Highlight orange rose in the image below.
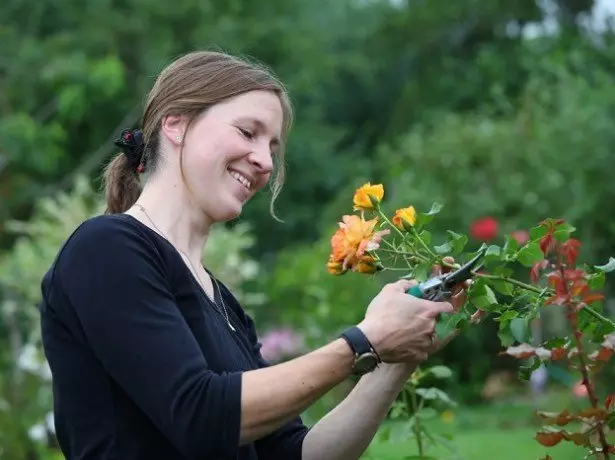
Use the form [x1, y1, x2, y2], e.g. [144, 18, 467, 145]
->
[356, 255, 381, 274]
[326, 257, 345, 275]
[393, 206, 417, 231]
[353, 183, 384, 210]
[328, 214, 389, 273]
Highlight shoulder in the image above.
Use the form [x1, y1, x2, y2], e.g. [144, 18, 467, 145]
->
[54, 214, 171, 277]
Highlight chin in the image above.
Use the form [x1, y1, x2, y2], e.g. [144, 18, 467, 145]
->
[210, 201, 244, 223]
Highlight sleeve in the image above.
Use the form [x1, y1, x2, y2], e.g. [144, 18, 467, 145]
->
[238, 305, 310, 460]
[55, 218, 242, 459]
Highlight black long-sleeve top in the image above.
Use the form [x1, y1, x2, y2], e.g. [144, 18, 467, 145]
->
[39, 214, 309, 459]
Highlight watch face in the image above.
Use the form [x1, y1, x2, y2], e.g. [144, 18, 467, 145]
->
[354, 353, 378, 375]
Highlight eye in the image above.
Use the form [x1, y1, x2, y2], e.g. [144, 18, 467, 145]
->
[237, 127, 254, 140]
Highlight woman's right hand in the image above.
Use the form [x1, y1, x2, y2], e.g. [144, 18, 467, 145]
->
[357, 279, 454, 363]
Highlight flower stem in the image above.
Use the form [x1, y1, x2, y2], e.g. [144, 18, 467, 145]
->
[412, 228, 437, 259]
[404, 386, 425, 458]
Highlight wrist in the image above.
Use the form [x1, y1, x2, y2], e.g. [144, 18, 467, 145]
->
[356, 319, 384, 356]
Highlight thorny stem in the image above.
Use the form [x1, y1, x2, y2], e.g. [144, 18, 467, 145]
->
[559, 263, 611, 459]
[404, 385, 425, 458]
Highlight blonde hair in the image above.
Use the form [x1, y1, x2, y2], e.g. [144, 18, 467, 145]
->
[103, 51, 293, 219]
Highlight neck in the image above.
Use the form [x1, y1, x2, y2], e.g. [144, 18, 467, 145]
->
[127, 175, 213, 264]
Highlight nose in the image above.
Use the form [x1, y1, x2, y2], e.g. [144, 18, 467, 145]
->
[248, 144, 274, 175]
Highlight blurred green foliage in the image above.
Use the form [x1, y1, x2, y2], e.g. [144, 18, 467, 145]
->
[2, 0, 615, 457]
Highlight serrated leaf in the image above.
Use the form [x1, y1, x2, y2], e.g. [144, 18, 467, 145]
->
[469, 282, 499, 310]
[595, 257, 615, 273]
[517, 242, 544, 267]
[489, 278, 514, 296]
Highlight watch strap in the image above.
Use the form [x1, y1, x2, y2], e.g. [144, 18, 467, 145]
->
[339, 326, 380, 362]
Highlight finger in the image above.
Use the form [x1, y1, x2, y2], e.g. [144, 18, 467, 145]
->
[431, 263, 442, 277]
[389, 278, 417, 292]
[424, 301, 454, 316]
[441, 256, 456, 273]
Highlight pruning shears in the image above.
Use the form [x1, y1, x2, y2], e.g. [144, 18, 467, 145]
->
[406, 248, 486, 302]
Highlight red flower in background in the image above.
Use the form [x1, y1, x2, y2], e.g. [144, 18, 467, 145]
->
[470, 217, 498, 241]
[511, 230, 530, 245]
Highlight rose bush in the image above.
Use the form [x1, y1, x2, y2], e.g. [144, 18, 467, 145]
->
[327, 182, 615, 459]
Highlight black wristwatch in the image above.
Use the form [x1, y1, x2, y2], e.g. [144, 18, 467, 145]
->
[339, 326, 381, 376]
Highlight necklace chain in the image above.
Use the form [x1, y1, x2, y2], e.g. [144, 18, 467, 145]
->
[133, 203, 236, 332]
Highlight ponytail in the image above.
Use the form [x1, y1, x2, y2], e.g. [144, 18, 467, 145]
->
[103, 129, 146, 214]
[103, 153, 142, 214]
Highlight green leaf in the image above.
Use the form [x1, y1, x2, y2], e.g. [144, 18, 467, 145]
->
[415, 387, 454, 405]
[415, 202, 443, 229]
[503, 236, 519, 259]
[469, 281, 499, 310]
[435, 311, 467, 339]
[518, 359, 541, 381]
[587, 271, 606, 290]
[510, 317, 531, 343]
[418, 230, 432, 245]
[553, 222, 576, 242]
[446, 230, 468, 254]
[490, 279, 514, 296]
[434, 241, 452, 254]
[415, 407, 438, 420]
[411, 260, 433, 282]
[529, 224, 549, 241]
[483, 245, 502, 267]
[595, 257, 615, 273]
[426, 365, 453, 379]
[517, 242, 543, 267]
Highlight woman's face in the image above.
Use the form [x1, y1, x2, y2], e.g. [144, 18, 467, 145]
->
[163, 90, 284, 223]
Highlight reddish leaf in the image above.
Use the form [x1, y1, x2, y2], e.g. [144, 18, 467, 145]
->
[577, 407, 608, 421]
[550, 347, 567, 360]
[531, 260, 549, 284]
[547, 271, 565, 294]
[560, 238, 581, 265]
[570, 280, 588, 297]
[540, 233, 556, 255]
[535, 431, 563, 447]
[606, 394, 615, 410]
[583, 293, 604, 304]
[536, 409, 574, 426]
[545, 294, 570, 306]
[590, 346, 614, 362]
[502, 343, 553, 361]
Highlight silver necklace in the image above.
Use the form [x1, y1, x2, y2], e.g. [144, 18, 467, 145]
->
[133, 203, 236, 332]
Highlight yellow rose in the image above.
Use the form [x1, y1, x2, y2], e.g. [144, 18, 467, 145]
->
[393, 206, 417, 231]
[353, 183, 384, 210]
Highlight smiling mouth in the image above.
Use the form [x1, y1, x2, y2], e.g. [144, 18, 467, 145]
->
[228, 169, 252, 190]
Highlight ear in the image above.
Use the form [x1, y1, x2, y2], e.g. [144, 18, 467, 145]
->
[160, 114, 187, 147]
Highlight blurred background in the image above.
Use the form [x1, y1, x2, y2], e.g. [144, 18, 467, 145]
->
[2, 0, 615, 458]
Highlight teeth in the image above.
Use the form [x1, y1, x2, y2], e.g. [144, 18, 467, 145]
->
[229, 170, 251, 189]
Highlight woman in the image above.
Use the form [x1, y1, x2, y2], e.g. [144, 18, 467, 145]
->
[39, 51, 458, 460]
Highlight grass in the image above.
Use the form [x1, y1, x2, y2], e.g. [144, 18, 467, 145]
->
[362, 390, 589, 460]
